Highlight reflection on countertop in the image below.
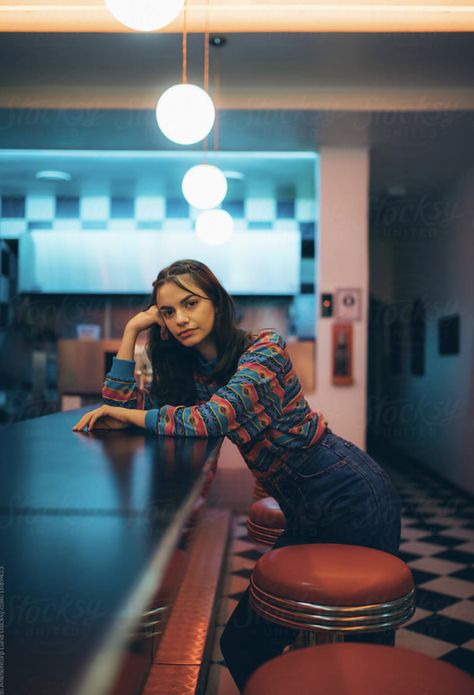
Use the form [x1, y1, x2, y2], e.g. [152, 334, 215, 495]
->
[0, 407, 222, 695]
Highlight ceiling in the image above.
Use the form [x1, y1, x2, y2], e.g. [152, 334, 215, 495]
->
[0, 29, 473, 199]
[1, 32, 473, 110]
[1, 0, 473, 33]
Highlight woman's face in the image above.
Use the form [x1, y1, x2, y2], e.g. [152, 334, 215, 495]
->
[155, 275, 217, 357]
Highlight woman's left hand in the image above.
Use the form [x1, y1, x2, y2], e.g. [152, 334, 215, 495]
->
[72, 405, 133, 432]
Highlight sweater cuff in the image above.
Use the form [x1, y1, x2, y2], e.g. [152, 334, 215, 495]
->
[108, 357, 136, 381]
[145, 409, 159, 433]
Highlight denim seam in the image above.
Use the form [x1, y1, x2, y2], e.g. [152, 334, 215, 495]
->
[345, 459, 384, 528]
[340, 440, 392, 482]
[286, 457, 349, 481]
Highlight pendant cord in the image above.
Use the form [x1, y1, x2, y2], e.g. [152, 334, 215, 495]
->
[213, 44, 221, 152]
[203, 0, 210, 162]
[182, 2, 187, 84]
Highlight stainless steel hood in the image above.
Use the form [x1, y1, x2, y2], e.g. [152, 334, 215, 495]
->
[19, 230, 300, 295]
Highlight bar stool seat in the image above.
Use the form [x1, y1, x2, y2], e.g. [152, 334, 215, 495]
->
[243, 643, 474, 695]
[247, 497, 286, 545]
[250, 544, 415, 634]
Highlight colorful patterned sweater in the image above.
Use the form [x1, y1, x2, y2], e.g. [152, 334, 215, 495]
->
[102, 329, 326, 480]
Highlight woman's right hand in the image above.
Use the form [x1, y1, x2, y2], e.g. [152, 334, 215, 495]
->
[126, 306, 170, 340]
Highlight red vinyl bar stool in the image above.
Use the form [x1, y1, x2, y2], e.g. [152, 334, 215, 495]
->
[247, 497, 286, 545]
[243, 643, 474, 695]
[253, 480, 268, 501]
[249, 544, 415, 645]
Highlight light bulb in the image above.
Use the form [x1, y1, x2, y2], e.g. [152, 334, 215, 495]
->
[195, 209, 234, 246]
[156, 84, 215, 145]
[182, 165, 227, 209]
[104, 0, 185, 31]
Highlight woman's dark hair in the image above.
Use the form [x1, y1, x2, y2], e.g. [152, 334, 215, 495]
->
[146, 259, 253, 406]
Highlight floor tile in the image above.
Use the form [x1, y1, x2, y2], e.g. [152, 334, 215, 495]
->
[435, 549, 474, 564]
[410, 568, 438, 585]
[438, 600, 474, 625]
[233, 549, 264, 562]
[227, 555, 255, 573]
[216, 597, 239, 626]
[439, 527, 474, 542]
[401, 516, 419, 527]
[451, 567, 474, 582]
[229, 539, 256, 554]
[439, 648, 474, 676]
[235, 514, 248, 524]
[211, 626, 225, 662]
[414, 587, 459, 612]
[403, 522, 450, 532]
[424, 516, 471, 527]
[228, 590, 246, 602]
[418, 576, 474, 600]
[205, 663, 240, 695]
[453, 541, 474, 554]
[225, 574, 250, 597]
[403, 606, 433, 627]
[398, 550, 423, 563]
[400, 527, 431, 541]
[232, 519, 247, 536]
[399, 540, 450, 556]
[395, 628, 455, 658]
[408, 556, 466, 576]
[421, 534, 467, 547]
[406, 614, 474, 645]
[232, 568, 253, 580]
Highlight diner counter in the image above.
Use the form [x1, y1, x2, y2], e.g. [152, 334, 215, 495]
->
[0, 407, 223, 695]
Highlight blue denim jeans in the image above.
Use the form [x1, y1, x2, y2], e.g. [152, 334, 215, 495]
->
[220, 428, 403, 692]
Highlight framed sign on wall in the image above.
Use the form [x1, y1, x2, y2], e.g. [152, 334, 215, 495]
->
[335, 288, 362, 321]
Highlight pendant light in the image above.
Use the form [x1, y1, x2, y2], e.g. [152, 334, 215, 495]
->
[156, 85, 215, 145]
[156, 3, 215, 145]
[182, 164, 227, 209]
[195, 209, 234, 246]
[104, 0, 185, 32]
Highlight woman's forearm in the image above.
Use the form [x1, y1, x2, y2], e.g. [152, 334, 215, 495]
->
[126, 409, 147, 429]
[117, 324, 140, 361]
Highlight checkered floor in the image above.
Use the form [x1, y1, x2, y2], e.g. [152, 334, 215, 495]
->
[205, 461, 474, 695]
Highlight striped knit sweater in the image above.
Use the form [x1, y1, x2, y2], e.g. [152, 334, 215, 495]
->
[102, 329, 326, 480]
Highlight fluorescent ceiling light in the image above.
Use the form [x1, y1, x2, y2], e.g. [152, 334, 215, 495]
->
[35, 170, 72, 182]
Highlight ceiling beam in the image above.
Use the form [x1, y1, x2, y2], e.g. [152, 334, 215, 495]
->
[1, 2, 473, 33]
[2, 85, 473, 110]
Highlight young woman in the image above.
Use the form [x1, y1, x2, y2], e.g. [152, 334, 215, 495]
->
[73, 258, 402, 692]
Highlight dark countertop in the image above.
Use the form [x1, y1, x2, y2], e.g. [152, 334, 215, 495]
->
[0, 408, 222, 695]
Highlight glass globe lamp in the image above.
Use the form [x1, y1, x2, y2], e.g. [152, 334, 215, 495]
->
[156, 84, 215, 145]
[182, 165, 227, 209]
[195, 209, 234, 246]
[104, 0, 185, 31]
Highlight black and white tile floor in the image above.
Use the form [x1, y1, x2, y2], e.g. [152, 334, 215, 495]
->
[205, 463, 474, 695]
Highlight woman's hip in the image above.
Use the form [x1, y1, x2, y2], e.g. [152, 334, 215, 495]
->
[266, 432, 402, 554]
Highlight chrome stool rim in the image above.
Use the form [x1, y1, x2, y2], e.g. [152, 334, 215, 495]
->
[249, 577, 416, 633]
[247, 521, 285, 545]
[247, 519, 286, 533]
